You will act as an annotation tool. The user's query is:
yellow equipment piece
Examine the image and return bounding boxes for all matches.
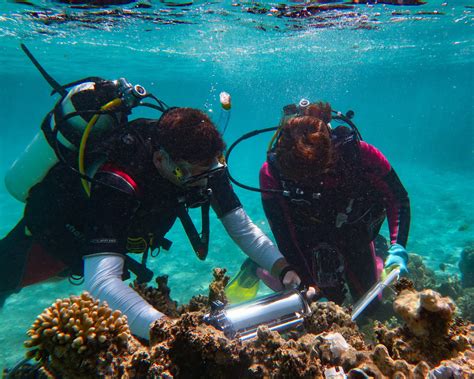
[225,258,261,304]
[79,98,122,196]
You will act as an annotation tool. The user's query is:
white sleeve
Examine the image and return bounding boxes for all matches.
[83,253,164,340]
[220,207,285,273]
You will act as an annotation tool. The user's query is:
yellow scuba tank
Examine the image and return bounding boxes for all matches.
[225,258,261,304]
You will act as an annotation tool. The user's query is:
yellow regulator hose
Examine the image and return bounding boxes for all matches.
[79,98,122,196]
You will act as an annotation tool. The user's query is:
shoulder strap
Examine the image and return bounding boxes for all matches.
[331,125,361,167]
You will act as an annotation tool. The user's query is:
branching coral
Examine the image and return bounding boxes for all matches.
[24,292,133,378]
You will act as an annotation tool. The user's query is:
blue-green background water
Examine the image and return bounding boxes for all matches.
[0,0,472,369]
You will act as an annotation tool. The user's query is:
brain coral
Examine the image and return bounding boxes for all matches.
[24,292,133,378]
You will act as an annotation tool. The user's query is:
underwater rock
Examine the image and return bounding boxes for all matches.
[23,292,136,378]
[436,275,464,301]
[459,243,474,288]
[430,348,474,378]
[319,332,351,361]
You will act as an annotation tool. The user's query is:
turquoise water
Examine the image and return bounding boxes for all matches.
[0,0,472,369]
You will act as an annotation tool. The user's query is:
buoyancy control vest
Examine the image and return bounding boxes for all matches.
[267,125,386,242]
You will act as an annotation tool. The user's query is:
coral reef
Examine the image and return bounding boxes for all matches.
[375,288,471,366]
[304,301,366,350]
[456,287,474,322]
[208,267,230,305]
[13,270,473,379]
[131,275,180,317]
[404,252,473,322]
[178,268,229,314]
[393,289,456,337]
[459,242,474,288]
[23,292,137,378]
[407,253,437,290]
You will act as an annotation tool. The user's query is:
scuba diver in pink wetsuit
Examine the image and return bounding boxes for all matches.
[226,100,410,307]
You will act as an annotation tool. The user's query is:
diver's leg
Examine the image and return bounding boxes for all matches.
[320,285,347,305]
[0,219,32,306]
[345,242,379,304]
[0,219,67,306]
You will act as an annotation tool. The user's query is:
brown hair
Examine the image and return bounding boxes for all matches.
[275,104,335,183]
[303,101,332,124]
[156,108,225,164]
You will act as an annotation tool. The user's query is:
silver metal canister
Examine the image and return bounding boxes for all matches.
[204,289,311,341]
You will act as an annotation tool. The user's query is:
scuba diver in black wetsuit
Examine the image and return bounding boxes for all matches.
[0,46,302,340]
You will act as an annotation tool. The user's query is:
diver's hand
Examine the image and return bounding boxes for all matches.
[282,270,301,289]
[383,243,408,276]
[305,286,321,302]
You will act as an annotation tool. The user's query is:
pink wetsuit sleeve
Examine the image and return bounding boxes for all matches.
[359,142,410,246]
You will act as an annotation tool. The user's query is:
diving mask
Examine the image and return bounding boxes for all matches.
[282,98,311,118]
[159,149,226,187]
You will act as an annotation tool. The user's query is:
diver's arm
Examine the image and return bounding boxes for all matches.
[220,207,289,277]
[210,170,289,278]
[360,142,411,247]
[83,253,163,340]
[382,168,410,247]
[83,165,163,340]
